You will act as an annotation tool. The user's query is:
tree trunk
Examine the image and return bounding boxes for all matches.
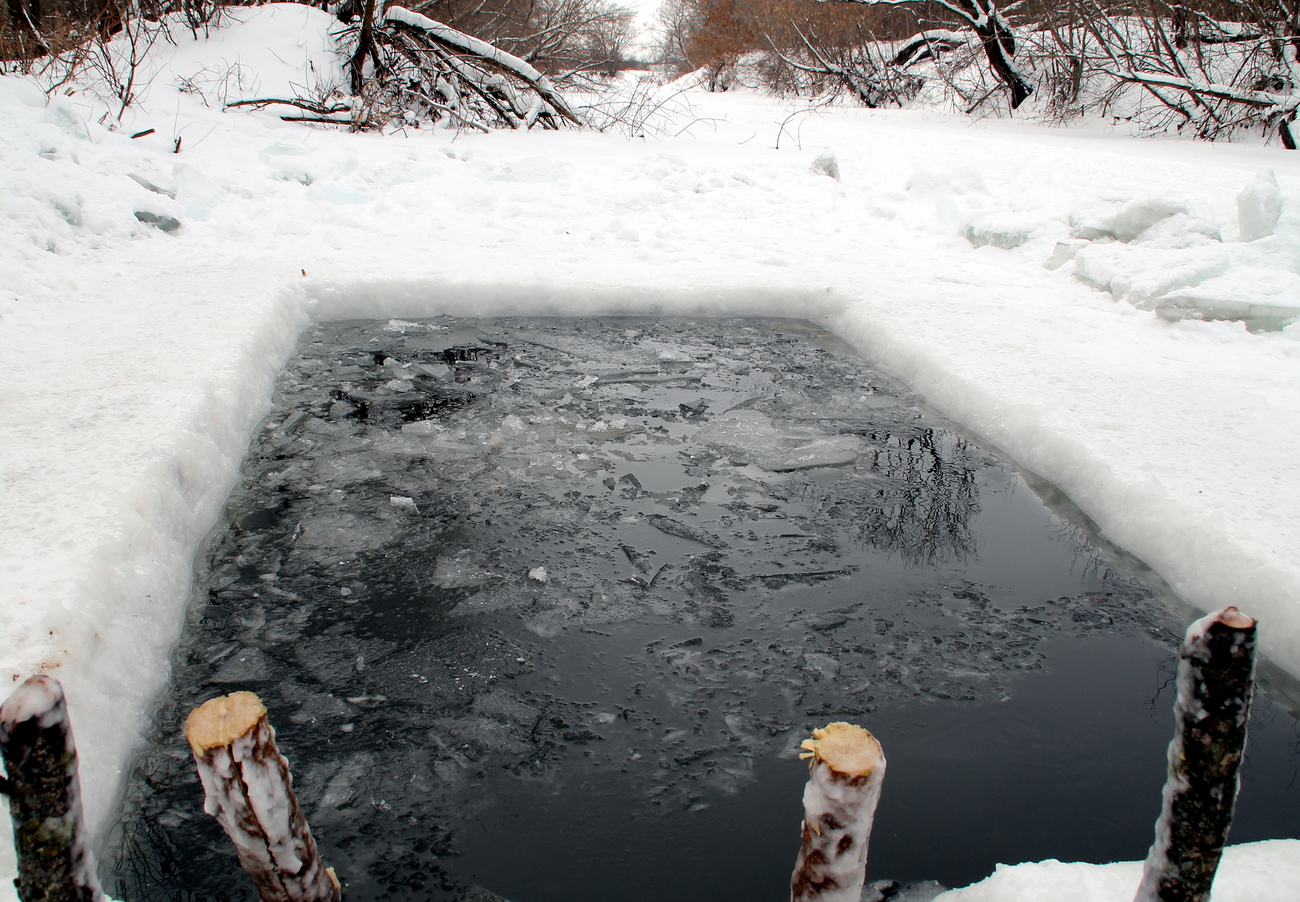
[966,6,1032,109]
[350,0,379,95]
[1134,607,1257,902]
[1280,115,1296,149]
[187,692,340,902]
[790,723,886,902]
[0,676,104,902]
[5,0,48,55]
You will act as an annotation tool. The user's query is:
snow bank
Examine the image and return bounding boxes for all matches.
[0,5,1298,897]
[935,839,1300,902]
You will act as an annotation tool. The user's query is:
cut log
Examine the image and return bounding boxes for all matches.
[1134,607,1258,902]
[186,692,340,902]
[0,675,104,902]
[790,722,886,902]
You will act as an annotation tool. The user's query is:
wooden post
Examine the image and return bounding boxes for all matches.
[0,675,105,902]
[790,722,886,902]
[1134,607,1258,902]
[186,692,341,902]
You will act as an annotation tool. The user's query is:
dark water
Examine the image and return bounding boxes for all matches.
[107,317,1300,902]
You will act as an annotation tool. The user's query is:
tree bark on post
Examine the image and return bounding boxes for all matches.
[790,722,886,902]
[1134,607,1257,902]
[0,675,104,902]
[186,692,340,902]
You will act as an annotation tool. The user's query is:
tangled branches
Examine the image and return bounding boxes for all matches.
[351,5,583,130]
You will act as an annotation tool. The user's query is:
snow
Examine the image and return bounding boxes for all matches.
[1,3,1299,897]
[934,839,1300,902]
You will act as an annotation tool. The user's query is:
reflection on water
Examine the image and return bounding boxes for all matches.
[107,317,1300,902]
[804,427,980,566]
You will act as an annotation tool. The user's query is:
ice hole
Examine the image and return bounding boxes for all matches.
[107,316,1300,902]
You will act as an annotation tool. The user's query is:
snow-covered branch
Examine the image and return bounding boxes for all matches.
[813,0,1033,108]
[384,6,583,124]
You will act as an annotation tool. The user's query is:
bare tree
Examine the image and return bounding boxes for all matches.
[811,0,1033,107]
[1038,0,1300,144]
[745,0,953,106]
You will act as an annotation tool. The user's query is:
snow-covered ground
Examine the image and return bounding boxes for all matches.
[2,4,1299,897]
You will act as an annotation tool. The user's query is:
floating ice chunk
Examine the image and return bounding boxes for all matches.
[389,495,418,513]
[499,414,528,437]
[691,409,859,471]
[963,212,1039,250]
[639,341,694,362]
[296,513,395,552]
[211,647,274,683]
[401,420,441,436]
[432,550,501,588]
[1238,171,1283,242]
[315,753,375,812]
[1073,244,1230,308]
[801,652,840,680]
[528,567,548,582]
[647,514,729,549]
[766,440,860,471]
[472,689,538,725]
[289,693,355,724]
[802,611,851,631]
[582,417,645,440]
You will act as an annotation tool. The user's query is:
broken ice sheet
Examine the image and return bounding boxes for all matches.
[690,408,860,471]
[110,316,1234,902]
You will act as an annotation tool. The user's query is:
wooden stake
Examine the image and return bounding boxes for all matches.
[790,722,886,902]
[1134,607,1257,902]
[186,692,341,902]
[0,675,104,902]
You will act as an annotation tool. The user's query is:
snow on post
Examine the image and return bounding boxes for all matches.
[0,675,105,902]
[187,692,341,902]
[790,722,886,902]
[1135,607,1258,902]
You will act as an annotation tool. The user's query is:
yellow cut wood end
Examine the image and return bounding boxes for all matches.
[798,722,883,777]
[1219,607,1255,630]
[186,691,266,754]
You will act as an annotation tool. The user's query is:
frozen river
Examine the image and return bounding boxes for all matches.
[108,317,1300,901]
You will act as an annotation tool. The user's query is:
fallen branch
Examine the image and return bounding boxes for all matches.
[280,116,354,124]
[225,98,353,115]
